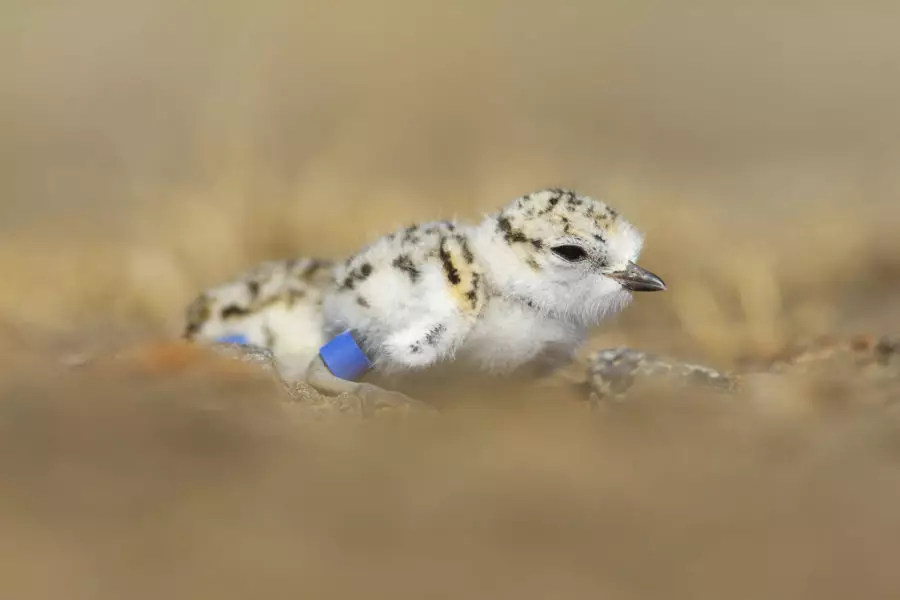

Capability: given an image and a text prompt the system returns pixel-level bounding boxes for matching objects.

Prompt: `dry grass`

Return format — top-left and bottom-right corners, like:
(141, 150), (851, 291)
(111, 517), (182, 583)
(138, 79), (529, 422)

(2, 1), (900, 598)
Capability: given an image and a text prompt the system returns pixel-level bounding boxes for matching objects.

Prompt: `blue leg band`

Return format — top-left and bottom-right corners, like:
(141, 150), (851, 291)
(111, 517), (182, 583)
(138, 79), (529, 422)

(319, 331), (373, 381)
(216, 333), (250, 345)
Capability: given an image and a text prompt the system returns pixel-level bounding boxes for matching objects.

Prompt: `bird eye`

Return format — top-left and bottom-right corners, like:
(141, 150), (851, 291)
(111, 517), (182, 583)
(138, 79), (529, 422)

(551, 245), (588, 262)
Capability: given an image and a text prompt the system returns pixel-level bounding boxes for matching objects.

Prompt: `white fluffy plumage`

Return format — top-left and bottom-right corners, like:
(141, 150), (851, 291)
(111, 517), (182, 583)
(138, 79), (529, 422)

(185, 188), (665, 379)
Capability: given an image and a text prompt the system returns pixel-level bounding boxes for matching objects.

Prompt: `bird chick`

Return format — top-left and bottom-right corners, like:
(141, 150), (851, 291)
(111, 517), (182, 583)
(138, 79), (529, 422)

(184, 188), (665, 407)
(322, 188), (665, 377)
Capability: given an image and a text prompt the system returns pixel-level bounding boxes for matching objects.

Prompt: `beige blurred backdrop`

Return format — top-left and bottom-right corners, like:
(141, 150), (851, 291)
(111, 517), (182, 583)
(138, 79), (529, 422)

(3, 0), (899, 360)
(3, 3), (900, 599)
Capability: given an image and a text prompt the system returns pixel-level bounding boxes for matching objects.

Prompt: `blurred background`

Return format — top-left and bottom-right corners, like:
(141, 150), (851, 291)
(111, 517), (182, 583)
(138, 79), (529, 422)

(4, 0), (900, 359)
(2, 1), (900, 598)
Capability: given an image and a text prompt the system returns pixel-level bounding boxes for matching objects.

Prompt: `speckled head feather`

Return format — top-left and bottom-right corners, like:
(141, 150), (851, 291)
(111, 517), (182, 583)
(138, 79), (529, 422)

(470, 188), (661, 328)
(497, 188), (641, 266)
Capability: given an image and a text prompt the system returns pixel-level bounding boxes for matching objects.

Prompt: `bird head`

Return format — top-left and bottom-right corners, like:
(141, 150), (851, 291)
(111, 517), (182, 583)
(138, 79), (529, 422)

(475, 188), (665, 326)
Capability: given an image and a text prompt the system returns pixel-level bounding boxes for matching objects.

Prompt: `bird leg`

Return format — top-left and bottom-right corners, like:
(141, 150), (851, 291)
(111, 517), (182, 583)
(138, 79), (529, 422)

(305, 354), (437, 415)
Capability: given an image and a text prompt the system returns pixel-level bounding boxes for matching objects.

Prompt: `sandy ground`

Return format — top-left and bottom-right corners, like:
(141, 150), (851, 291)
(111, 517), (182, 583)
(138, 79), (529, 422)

(2, 1), (900, 598)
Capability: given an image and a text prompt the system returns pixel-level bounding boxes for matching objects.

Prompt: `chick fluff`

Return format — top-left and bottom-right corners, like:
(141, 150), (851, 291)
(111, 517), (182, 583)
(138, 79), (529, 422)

(185, 188), (665, 382)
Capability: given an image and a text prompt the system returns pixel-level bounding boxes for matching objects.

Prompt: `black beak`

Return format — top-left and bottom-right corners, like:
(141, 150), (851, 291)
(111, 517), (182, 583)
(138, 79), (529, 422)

(607, 262), (666, 292)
